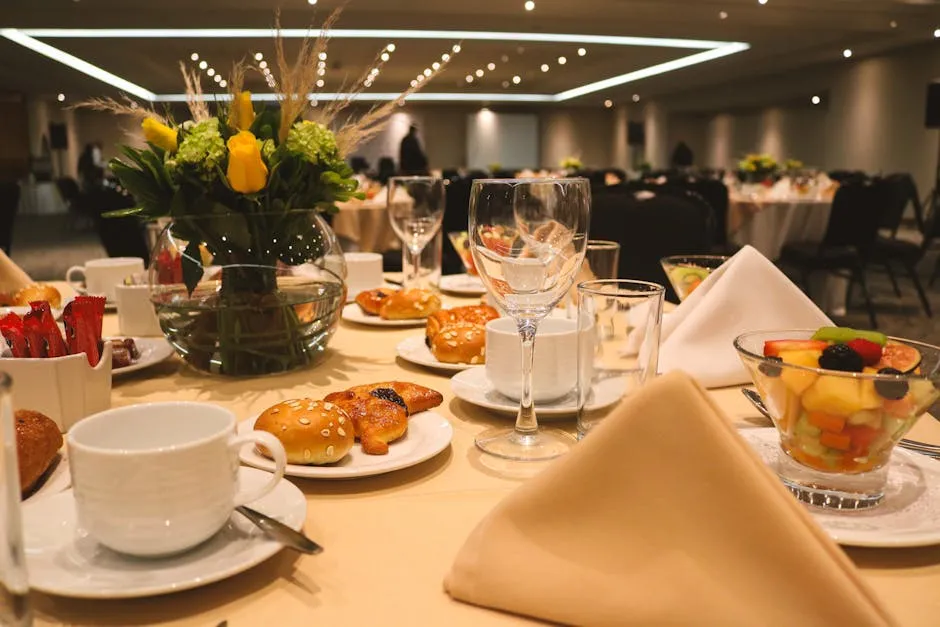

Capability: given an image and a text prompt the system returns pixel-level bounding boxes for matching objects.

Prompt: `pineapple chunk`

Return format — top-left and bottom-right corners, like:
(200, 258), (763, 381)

(801, 375), (867, 416)
(778, 349), (821, 394)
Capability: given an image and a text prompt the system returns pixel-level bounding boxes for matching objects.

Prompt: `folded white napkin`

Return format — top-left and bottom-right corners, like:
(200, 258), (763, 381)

(658, 245), (831, 388)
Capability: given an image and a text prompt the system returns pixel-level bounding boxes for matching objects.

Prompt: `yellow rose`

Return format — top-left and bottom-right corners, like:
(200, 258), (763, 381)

(226, 130), (267, 194)
(228, 91), (254, 131)
(141, 118), (177, 153)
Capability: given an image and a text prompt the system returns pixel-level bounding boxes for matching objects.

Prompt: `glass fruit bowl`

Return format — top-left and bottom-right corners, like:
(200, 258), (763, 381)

(447, 231), (477, 276)
(660, 255), (729, 301)
(734, 328), (940, 510)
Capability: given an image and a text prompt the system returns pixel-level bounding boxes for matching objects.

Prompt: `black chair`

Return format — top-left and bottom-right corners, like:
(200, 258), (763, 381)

(0, 181), (20, 254)
(83, 187), (150, 262)
(778, 180), (886, 328)
(376, 157), (396, 185)
(441, 177), (472, 275)
(590, 188), (715, 302)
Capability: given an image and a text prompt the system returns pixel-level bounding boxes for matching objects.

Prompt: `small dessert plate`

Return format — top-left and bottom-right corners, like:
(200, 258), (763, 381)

(439, 274), (486, 296)
(742, 427), (940, 548)
(22, 450), (70, 503)
(21, 467), (306, 599)
(111, 337), (175, 376)
(341, 303), (428, 327)
(396, 335), (481, 373)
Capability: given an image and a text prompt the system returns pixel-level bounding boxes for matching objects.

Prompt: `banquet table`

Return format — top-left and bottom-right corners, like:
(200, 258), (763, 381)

(28, 282), (940, 627)
(332, 196), (399, 253)
(727, 194), (833, 260)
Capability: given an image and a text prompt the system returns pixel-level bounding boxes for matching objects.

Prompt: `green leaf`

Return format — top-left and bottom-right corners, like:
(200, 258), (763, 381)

(181, 239), (204, 297)
(101, 206), (145, 218)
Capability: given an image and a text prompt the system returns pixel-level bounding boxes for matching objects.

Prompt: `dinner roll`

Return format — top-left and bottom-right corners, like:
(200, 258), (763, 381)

(254, 399), (354, 465)
(13, 283), (62, 308)
(431, 322), (486, 364)
(379, 289), (441, 320)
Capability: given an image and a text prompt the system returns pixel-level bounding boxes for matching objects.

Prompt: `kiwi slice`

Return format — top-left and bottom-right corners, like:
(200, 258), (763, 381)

(811, 326), (888, 346)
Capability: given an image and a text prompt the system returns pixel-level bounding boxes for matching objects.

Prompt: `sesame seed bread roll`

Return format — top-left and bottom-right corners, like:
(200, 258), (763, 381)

(379, 289), (441, 320)
(431, 322), (486, 364)
(254, 398), (354, 465)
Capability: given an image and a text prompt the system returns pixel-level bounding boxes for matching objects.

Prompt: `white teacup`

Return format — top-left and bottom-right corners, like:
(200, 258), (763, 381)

(67, 402), (287, 557)
(485, 317), (593, 403)
(343, 252), (384, 296)
(114, 284), (162, 336)
(66, 257), (145, 302)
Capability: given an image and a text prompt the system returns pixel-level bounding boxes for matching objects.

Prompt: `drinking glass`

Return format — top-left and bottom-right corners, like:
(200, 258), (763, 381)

(388, 177), (445, 290)
(0, 374), (31, 626)
(469, 178), (591, 460)
(584, 240), (620, 280)
(576, 280), (664, 439)
(402, 229), (442, 292)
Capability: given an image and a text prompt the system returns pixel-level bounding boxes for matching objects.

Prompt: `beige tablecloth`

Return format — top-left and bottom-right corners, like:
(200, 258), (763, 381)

(728, 196), (833, 260)
(332, 199), (400, 253)
(28, 283), (940, 626)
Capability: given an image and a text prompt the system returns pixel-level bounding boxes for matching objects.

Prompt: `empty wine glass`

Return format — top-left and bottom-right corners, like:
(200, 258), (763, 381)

(387, 177), (445, 290)
(469, 178), (591, 461)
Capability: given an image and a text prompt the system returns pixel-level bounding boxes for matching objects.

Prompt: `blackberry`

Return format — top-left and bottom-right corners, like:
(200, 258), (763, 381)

(874, 368), (909, 400)
(818, 343), (864, 372)
(759, 356), (783, 378)
(370, 388), (409, 414)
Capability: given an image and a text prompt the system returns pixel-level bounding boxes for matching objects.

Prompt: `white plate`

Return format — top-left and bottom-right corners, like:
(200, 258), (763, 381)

(22, 467), (306, 599)
(238, 411), (453, 479)
(449, 367), (623, 417)
(396, 335), (482, 373)
(0, 296), (75, 320)
(110, 337), (175, 376)
(341, 303), (428, 327)
(741, 428), (940, 548)
(345, 283), (401, 304)
(439, 274), (486, 296)
(22, 450), (70, 503)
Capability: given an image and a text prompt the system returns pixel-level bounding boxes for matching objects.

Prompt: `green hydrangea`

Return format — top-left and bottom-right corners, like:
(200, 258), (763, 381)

(285, 121), (341, 168)
(176, 118), (226, 175)
(259, 138), (276, 160)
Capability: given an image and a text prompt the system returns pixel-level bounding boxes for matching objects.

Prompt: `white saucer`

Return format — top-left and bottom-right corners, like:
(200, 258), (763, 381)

(396, 335), (482, 373)
(345, 283), (401, 304)
(449, 367), (623, 417)
(22, 450), (71, 503)
(22, 467), (306, 599)
(111, 337), (175, 376)
(439, 274), (486, 296)
(741, 428), (940, 548)
(341, 303), (428, 327)
(238, 411), (453, 479)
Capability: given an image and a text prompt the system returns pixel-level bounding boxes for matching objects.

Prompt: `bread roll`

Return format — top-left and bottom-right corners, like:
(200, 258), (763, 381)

(13, 283), (62, 308)
(431, 322), (486, 364)
(355, 288), (395, 316)
(15, 409), (63, 495)
(254, 399), (354, 465)
(425, 309), (458, 344)
(379, 289), (441, 320)
(320, 390), (409, 455)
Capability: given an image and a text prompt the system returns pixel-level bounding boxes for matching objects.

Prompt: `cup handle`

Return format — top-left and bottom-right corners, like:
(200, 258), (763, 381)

(65, 265), (87, 294)
(228, 431), (287, 506)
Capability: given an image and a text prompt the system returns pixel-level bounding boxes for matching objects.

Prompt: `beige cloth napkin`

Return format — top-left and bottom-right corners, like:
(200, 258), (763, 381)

(0, 250), (33, 294)
(444, 371), (896, 627)
(658, 245), (831, 388)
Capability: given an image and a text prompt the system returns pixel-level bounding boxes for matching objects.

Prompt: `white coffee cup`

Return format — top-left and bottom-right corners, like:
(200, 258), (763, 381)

(67, 402), (287, 557)
(485, 317), (593, 403)
(66, 257), (145, 302)
(114, 284), (162, 336)
(343, 252), (384, 297)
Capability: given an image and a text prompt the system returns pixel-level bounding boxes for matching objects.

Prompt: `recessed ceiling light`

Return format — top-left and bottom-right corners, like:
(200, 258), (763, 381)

(811, 95), (821, 105)
(199, 60), (208, 69)
(364, 80), (372, 88)
(263, 67), (271, 75)
(502, 80), (509, 88)
(604, 99), (612, 108)
(578, 48), (587, 56)
(410, 79), (417, 87)
(421, 68), (430, 76)
(386, 43), (396, 52)
(843, 48), (853, 58)
(475, 69), (484, 77)
(213, 74), (221, 82)
(431, 62), (440, 70)
(316, 79), (325, 87)
(219, 79), (227, 87)
(512, 75), (521, 84)
(417, 74), (425, 82)
(558, 56), (567, 64)
(259, 60), (267, 69)
(719, 11), (728, 20)
(890, 20), (898, 29)
(318, 52), (327, 61)
(56, 93), (65, 102)
(370, 68), (380, 75)
(934, 28), (940, 38)
(466, 75), (473, 82)
(318, 68), (327, 76)
(190, 52), (199, 61)
(487, 62), (496, 71)
(442, 53), (450, 62)
(541, 64), (549, 72)
(381, 52), (390, 61)
(501, 54), (509, 63)
(307, 0), (317, 4)
(452, 44), (461, 53)
(254, 52), (263, 61)
(206, 68), (215, 76)
(632, 94), (640, 102)
(524, 1), (535, 11)
(758, 0), (767, 4)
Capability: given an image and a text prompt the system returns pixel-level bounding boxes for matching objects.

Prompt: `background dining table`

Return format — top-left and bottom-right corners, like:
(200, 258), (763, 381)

(26, 282), (940, 626)
(332, 192), (400, 253)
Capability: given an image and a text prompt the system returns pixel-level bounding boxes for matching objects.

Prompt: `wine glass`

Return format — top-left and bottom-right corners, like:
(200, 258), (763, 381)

(387, 177), (445, 290)
(469, 178), (591, 461)
(0, 374), (31, 626)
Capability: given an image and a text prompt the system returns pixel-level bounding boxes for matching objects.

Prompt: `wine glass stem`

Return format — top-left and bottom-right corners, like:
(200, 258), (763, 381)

(407, 246), (423, 289)
(515, 320), (539, 435)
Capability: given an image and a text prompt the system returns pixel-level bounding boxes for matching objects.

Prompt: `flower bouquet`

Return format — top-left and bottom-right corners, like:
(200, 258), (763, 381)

(82, 11), (454, 375)
(560, 156), (583, 172)
(737, 153), (778, 185)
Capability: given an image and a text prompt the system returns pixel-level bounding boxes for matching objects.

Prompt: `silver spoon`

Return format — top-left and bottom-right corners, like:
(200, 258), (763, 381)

(740, 388), (940, 459)
(236, 505), (323, 555)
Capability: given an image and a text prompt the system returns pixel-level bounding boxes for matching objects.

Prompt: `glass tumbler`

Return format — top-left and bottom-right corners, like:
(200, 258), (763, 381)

(576, 280), (664, 439)
(0, 374), (31, 626)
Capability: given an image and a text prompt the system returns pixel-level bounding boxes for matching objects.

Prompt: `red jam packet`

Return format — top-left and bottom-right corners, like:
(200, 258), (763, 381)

(0, 313), (28, 358)
(63, 296), (106, 366)
(26, 302), (68, 358)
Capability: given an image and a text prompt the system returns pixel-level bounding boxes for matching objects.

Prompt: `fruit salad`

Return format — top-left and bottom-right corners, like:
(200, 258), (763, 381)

(660, 255), (728, 301)
(737, 327), (940, 475)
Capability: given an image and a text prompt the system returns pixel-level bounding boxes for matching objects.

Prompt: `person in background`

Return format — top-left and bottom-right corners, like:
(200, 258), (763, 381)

(399, 125), (429, 175)
(670, 141), (694, 170)
(77, 142), (105, 192)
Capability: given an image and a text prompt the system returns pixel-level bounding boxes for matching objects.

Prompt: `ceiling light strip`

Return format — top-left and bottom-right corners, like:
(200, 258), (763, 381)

(154, 92), (556, 103)
(0, 28), (156, 101)
(19, 28), (735, 50)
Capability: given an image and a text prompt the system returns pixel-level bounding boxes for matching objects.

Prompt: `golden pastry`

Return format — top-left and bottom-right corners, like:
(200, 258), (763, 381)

(254, 399), (354, 465)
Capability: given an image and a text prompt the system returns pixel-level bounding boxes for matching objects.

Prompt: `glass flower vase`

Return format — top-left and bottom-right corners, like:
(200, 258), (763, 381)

(149, 210), (346, 376)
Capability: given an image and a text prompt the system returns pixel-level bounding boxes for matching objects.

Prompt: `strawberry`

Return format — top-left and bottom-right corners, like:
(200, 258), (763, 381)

(846, 338), (883, 367)
(763, 339), (828, 357)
